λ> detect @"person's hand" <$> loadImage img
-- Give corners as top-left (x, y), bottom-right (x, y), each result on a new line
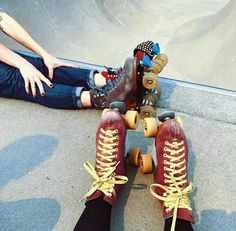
top-left (19, 62), bottom-right (53, 97)
top-left (42, 53), bottom-right (79, 80)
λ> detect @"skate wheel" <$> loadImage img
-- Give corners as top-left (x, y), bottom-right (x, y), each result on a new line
top-left (140, 105), bottom-right (156, 119)
top-left (156, 86), bottom-right (161, 100)
top-left (143, 93), bottom-right (158, 106)
top-left (152, 59), bottom-right (164, 73)
top-left (148, 66), bottom-right (159, 75)
top-left (158, 111), bottom-right (175, 122)
top-left (175, 116), bottom-right (184, 128)
top-left (139, 154), bottom-right (153, 174)
top-left (124, 110), bottom-right (138, 129)
top-left (157, 54), bottom-right (168, 66)
top-left (142, 72), bottom-right (157, 89)
top-left (128, 147), bottom-right (141, 166)
top-left (101, 108), bottom-right (110, 117)
top-left (143, 117), bottom-right (158, 137)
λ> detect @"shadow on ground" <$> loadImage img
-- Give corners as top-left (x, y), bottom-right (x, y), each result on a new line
top-left (194, 209), bottom-right (236, 231)
top-left (0, 198), bottom-right (61, 231)
top-left (0, 135), bottom-right (61, 231)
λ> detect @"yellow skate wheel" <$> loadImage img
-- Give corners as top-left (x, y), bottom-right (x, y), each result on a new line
top-left (143, 117), bottom-right (158, 137)
top-left (148, 65), bottom-right (159, 75)
top-left (142, 72), bottom-right (157, 89)
top-left (152, 59), bottom-right (164, 73)
top-left (139, 154), bottom-right (153, 174)
top-left (124, 110), bottom-right (138, 129)
top-left (128, 147), bottom-right (141, 166)
top-left (175, 116), bottom-right (184, 128)
top-left (140, 105), bottom-right (156, 119)
top-left (158, 53), bottom-right (168, 66)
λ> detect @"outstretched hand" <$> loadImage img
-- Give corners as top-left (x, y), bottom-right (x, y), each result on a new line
top-left (42, 53), bottom-right (79, 80)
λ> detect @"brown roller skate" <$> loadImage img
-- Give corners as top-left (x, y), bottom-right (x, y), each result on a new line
top-left (81, 106), bottom-right (138, 205)
top-left (90, 57), bottom-right (138, 112)
top-left (144, 112), bottom-right (194, 231)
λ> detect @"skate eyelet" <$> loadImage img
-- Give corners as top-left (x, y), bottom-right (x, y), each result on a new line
top-left (166, 208), bottom-right (170, 213)
top-left (164, 154), bottom-right (167, 157)
top-left (115, 129), bottom-right (118, 133)
top-left (115, 148), bottom-right (118, 151)
top-left (164, 147), bottom-right (167, 151)
top-left (164, 160), bottom-right (167, 164)
top-left (115, 142), bottom-right (119, 145)
top-left (116, 136), bottom-right (119, 139)
top-left (115, 154), bottom-right (118, 158)
top-left (165, 141), bottom-right (168, 145)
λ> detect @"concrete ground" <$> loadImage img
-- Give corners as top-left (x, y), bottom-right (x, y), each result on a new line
top-left (0, 75), bottom-right (235, 231)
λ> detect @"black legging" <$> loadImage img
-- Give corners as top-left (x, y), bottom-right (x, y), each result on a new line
top-left (74, 197), bottom-right (193, 231)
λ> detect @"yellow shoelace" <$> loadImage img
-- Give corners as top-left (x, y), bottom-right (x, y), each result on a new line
top-left (81, 128), bottom-right (128, 201)
top-left (150, 140), bottom-right (193, 231)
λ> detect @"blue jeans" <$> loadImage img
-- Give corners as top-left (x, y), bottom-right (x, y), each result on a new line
top-left (0, 52), bottom-right (96, 109)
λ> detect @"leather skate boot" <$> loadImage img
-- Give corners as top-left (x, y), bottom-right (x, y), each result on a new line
top-left (90, 57), bottom-right (136, 110)
top-left (150, 118), bottom-right (194, 231)
top-left (101, 66), bottom-right (123, 82)
top-left (81, 109), bottom-right (128, 205)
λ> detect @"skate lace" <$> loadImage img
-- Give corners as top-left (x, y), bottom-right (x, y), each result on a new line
top-left (81, 128), bottom-right (128, 200)
top-left (150, 140), bottom-right (193, 231)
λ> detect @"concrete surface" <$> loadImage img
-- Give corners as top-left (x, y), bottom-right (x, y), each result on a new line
top-left (0, 54), bottom-right (235, 231)
top-left (0, 1), bottom-right (236, 231)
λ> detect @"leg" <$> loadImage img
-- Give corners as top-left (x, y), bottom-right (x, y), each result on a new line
top-left (16, 52), bottom-right (107, 89)
top-left (74, 109), bottom-right (129, 230)
top-left (164, 218), bottom-right (193, 231)
top-left (0, 61), bottom-right (87, 109)
top-left (74, 197), bottom-right (111, 231)
top-left (148, 112), bottom-right (195, 231)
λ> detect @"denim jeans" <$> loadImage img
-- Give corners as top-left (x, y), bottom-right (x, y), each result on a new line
top-left (0, 52), bottom-right (96, 109)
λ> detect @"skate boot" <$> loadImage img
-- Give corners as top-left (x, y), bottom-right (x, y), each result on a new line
top-left (81, 109), bottom-right (128, 205)
top-left (150, 112), bottom-right (194, 231)
top-left (101, 66), bottom-right (123, 82)
top-left (90, 57), bottom-right (137, 111)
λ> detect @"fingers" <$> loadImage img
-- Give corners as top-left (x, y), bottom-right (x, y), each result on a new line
top-left (24, 78), bottom-right (30, 95)
top-left (25, 73), bottom-right (53, 97)
top-left (29, 76), bottom-right (37, 98)
top-left (34, 77), bottom-right (45, 97)
top-left (62, 62), bottom-right (79, 68)
top-left (39, 73), bottom-right (53, 88)
top-left (56, 60), bottom-right (79, 68)
top-left (48, 65), bottom-right (54, 80)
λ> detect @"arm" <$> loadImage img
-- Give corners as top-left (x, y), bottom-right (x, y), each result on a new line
top-left (0, 42), bottom-right (52, 97)
top-left (0, 10), bottom-right (48, 58)
top-left (0, 10), bottom-right (78, 79)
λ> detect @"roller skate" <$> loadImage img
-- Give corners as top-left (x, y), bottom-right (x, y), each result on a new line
top-left (81, 103), bottom-right (138, 205)
top-left (130, 41), bottom-right (168, 118)
top-left (141, 112), bottom-right (194, 230)
top-left (101, 66), bottom-right (123, 82)
top-left (90, 57), bottom-right (136, 112)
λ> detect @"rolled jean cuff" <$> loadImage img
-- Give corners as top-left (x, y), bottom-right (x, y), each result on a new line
top-left (73, 86), bottom-right (85, 108)
top-left (87, 69), bottom-right (99, 89)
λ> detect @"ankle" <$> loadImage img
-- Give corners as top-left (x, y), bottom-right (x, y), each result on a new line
top-left (94, 73), bottom-right (106, 87)
top-left (81, 91), bottom-right (91, 107)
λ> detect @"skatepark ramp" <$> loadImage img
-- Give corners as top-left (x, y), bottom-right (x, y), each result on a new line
top-left (0, 1), bottom-right (236, 231)
top-left (0, 0), bottom-right (234, 90)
